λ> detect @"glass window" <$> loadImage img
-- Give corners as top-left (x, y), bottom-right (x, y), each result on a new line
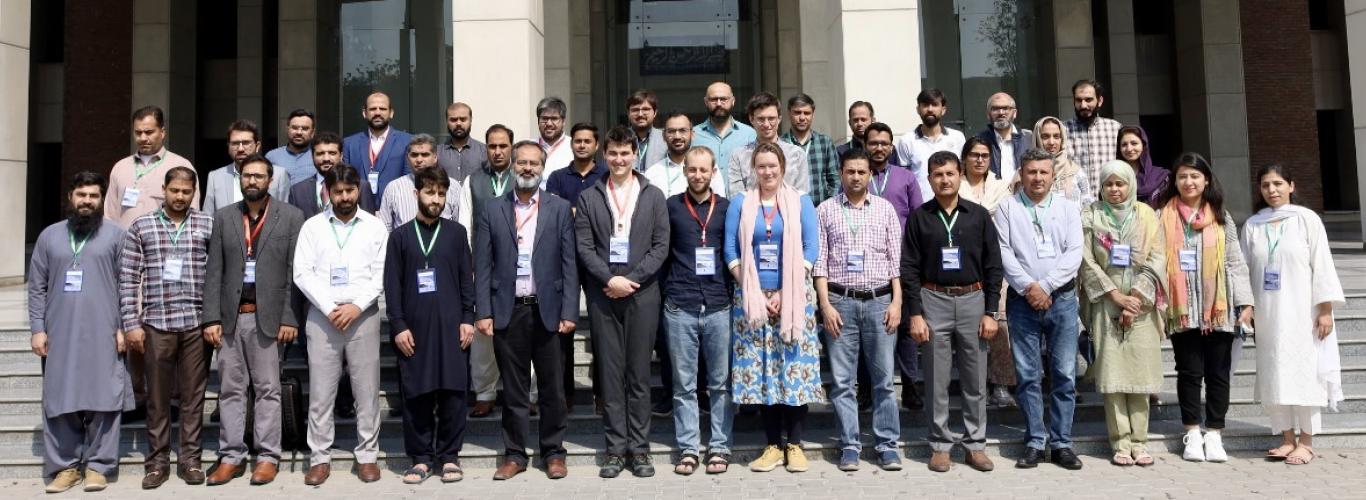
top-left (336, 0), bottom-right (452, 138)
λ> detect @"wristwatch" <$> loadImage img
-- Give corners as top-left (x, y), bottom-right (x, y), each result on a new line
top-left (991, 312), bottom-right (1007, 322)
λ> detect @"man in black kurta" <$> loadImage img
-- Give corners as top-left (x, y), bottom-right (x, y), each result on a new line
top-left (383, 168), bottom-right (476, 483)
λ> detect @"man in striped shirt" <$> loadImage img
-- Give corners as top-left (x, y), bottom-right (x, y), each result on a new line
top-left (117, 166), bottom-right (215, 488)
top-left (812, 149), bottom-right (904, 472)
top-left (378, 134), bottom-right (466, 231)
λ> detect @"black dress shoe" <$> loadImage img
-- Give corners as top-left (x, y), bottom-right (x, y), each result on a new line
top-left (599, 455), bottom-right (625, 478)
top-left (1050, 448), bottom-right (1083, 470)
top-left (901, 384), bottom-right (924, 411)
top-left (1015, 448), bottom-right (1043, 469)
top-left (629, 454), bottom-right (655, 477)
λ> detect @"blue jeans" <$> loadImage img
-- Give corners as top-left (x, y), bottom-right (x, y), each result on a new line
top-left (663, 303), bottom-right (734, 456)
top-left (825, 293), bottom-right (899, 452)
top-left (1007, 288), bottom-right (1080, 451)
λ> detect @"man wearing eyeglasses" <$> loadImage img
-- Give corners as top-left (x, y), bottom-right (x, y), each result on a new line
top-left (723, 92), bottom-right (810, 196)
top-left (204, 120), bottom-right (292, 214)
top-left (972, 92), bottom-right (1033, 184)
top-left (536, 97), bottom-right (574, 181)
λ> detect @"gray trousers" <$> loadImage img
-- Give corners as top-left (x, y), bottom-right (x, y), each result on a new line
top-left (217, 313), bottom-right (282, 465)
top-left (922, 288), bottom-right (989, 452)
top-left (43, 410), bottom-right (121, 478)
top-left (305, 306), bottom-right (381, 465)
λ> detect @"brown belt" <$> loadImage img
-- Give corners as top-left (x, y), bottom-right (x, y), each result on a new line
top-left (238, 303), bottom-right (257, 314)
top-left (922, 281), bottom-right (983, 296)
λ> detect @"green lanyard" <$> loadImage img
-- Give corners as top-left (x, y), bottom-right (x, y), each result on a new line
top-left (68, 229), bottom-right (91, 262)
top-left (1181, 204), bottom-right (1201, 242)
top-left (330, 216), bottom-right (358, 250)
top-left (937, 208), bottom-right (959, 247)
top-left (666, 161), bottom-right (683, 191)
top-left (1102, 202), bottom-right (1132, 238)
top-left (156, 210), bottom-right (189, 247)
top-left (490, 171), bottom-right (510, 196)
top-left (839, 195), bottom-right (863, 239)
top-left (414, 220), bottom-right (441, 267)
top-left (1264, 221), bottom-right (1286, 263)
top-left (134, 155), bottom-right (165, 180)
top-left (638, 141), bottom-right (651, 170)
top-left (871, 169), bottom-right (891, 196)
top-left (1018, 191), bottom-right (1052, 235)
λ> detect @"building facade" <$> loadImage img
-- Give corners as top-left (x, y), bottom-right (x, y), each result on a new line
top-left (2, 0), bottom-right (1363, 282)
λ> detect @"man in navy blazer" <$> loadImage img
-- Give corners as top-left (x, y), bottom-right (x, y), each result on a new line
top-left (290, 132), bottom-right (376, 219)
top-left (342, 92), bottom-right (412, 207)
top-left (474, 140), bottom-right (578, 481)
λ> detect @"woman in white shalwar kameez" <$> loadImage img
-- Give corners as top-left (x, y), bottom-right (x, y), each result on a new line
top-left (1241, 164), bottom-right (1344, 465)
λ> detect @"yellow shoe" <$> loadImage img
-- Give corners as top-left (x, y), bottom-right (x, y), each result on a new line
top-left (44, 468), bottom-right (81, 493)
top-left (83, 469), bottom-right (108, 492)
top-left (749, 445), bottom-right (785, 472)
top-left (785, 444), bottom-right (809, 472)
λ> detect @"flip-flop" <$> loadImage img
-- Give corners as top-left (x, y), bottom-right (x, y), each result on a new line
top-left (440, 463), bottom-right (463, 483)
top-left (1285, 446), bottom-right (1316, 465)
top-left (1265, 444), bottom-right (1295, 460)
top-left (1133, 449), bottom-right (1154, 467)
top-left (1111, 452), bottom-right (1134, 466)
top-left (402, 465), bottom-right (431, 485)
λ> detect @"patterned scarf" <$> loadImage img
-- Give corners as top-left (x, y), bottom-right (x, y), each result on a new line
top-left (1160, 198), bottom-right (1227, 328)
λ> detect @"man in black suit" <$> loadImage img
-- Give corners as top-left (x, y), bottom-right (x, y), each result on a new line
top-left (288, 132), bottom-right (375, 219)
top-left (201, 154), bottom-right (306, 486)
top-left (475, 140), bottom-right (578, 481)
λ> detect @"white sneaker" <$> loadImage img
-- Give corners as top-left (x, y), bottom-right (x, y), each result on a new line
top-left (1203, 432), bottom-right (1228, 462)
top-left (1182, 429), bottom-right (1206, 462)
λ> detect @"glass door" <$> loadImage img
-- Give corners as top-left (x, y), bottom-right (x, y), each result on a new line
top-left (336, 0), bottom-right (452, 138)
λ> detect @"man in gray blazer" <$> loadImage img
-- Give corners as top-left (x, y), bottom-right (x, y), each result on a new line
top-left (203, 119), bottom-right (291, 214)
top-left (475, 140), bottom-right (579, 481)
top-left (202, 153), bottom-right (305, 486)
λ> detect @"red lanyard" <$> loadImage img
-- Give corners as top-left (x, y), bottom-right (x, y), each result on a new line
top-left (685, 193), bottom-right (716, 246)
top-left (515, 196), bottom-right (540, 243)
top-left (761, 200), bottom-right (781, 241)
top-left (242, 202), bottom-right (270, 258)
top-left (607, 177), bottom-right (634, 232)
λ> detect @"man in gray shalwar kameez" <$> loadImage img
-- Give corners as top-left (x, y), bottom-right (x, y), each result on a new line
top-left (28, 171), bottom-right (135, 493)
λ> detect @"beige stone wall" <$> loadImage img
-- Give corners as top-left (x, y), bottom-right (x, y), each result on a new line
top-left (0, 0), bottom-right (28, 281)
top-left (453, 0), bottom-right (545, 141)
top-left (1347, 0), bottom-right (1366, 240)
top-left (801, 0), bottom-right (921, 143)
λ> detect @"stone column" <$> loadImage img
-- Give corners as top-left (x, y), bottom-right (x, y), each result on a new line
top-left (1175, 0), bottom-right (1252, 217)
top-left (1106, 0), bottom-right (1140, 125)
top-left (0, 0), bottom-right (29, 281)
top-left (543, 0), bottom-right (573, 120)
top-left (278, 0), bottom-right (319, 136)
top-left (1348, 0), bottom-right (1366, 242)
top-left (238, 0), bottom-right (265, 126)
top-left (132, 0), bottom-right (196, 159)
top-left (453, 0), bottom-right (544, 140)
top-left (800, 0), bottom-right (920, 143)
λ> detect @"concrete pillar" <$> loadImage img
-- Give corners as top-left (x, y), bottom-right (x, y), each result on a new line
top-left (1106, 0), bottom-right (1140, 125)
top-left (453, 0), bottom-right (544, 141)
top-left (0, 0), bottom-right (29, 281)
top-left (543, 0), bottom-right (573, 120)
top-left (1175, 0), bottom-right (1252, 218)
top-left (1347, 0), bottom-right (1366, 242)
top-left (132, 0), bottom-right (196, 159)
top-left (1050, 0), bottom-right (1095, 118)
top-left (278, 0), bottom-right (318, 136)
top-left (775, 0), bottom-right (802, 103)
top-left (238, 0), bottom-right (265, 126)
top-left (800, 0), bottom-right (920, 143)
top-left (567, 0), bottom-right (592, 125)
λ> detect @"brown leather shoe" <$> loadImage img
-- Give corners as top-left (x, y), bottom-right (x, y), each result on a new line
top-left (249, 461), bottom-right (278, 485)
top-left (356, 463), bottom-right (381, 483)
top-left (178, 465), bottom-right (206, 485)
top-left (206, 462), bottom-right (244, 486)
top-left (469, 400), bottom-right (495, 418)
top-left (545, 457), bottom-right (568, 479)
top-left (966, 450), bottom-right (995, 471)
top-left (304, 463), bottom-right (331, 486)
top-left (928, 451), bottom-right (952, 473)
top-left (492, 459), bottom-right (527, 480)
top-left (142, 468), bottom-right (170, 489)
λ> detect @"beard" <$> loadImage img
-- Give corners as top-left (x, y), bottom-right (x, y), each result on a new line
top-left (68, 206), bottom-right (103, 237)
top-left (333, 200), bottom-right (358, 218)
top-left (709, 106), bottom-right (731, 121)
top-left (449, 126), bottom-right (468, 140)
top-left (419, 201), bottom-right (443, 220)
top-left (369, 116), bottom-right (390, 131)
top-left (1075, 107), bottom-right (1095, 124)
top-left (992, 117), bottom-right (1012, 130)
top-left (242, 186), bottom-right (267, 202)
top-left (921, 113), bottom-right (940, 127)
top-left (515, 174), bottom-right (542, 192)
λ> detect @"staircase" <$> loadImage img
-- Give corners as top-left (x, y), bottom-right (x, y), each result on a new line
top-left (0, 273), bottom-right (1364, 477)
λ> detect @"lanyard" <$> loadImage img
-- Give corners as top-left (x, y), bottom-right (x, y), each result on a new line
top-left (329, 216), bottom-right (358, 250)
top-left (1181, 202), bottom-right (1202, 242)
top-left (242, 203), bottom-right (270, 258)
top-left (1018, 191), bottom-right (1052, 234)
top-left (1102, 202), bottom-right (1132, 237)
top-left (1264, 221), bottom-right (1286, 263)
top-left (68, 229), bottom-right (91, 262)
top-left (638, 140), bottom-right (651, 170)
top-left (157, 210), bottom-right (189, 247)
top-left (666, 162), bottom-right (684, 191)
top-left (871, 169), bottom-right (891, 196)
top-left (369, 134), bottom-right (386, 170)
top-left (414, 220), bottom-right (441, 267)
top-left (937, 207), bottom-right (959, 246)
top-left (685, 192), bottom-right (716, 246)
top-left (607, 177), bottom-right (635, 234)
top-left (515, 196), bottom-right (540, 243)
top-left (839, 195), bottom-right (863, 239)
top-left (490, 171), bottom-right (510, 197)
top-left (761, 201), bottom-right (781, 241)
top-left (134, 155), bottom-right (165, 181)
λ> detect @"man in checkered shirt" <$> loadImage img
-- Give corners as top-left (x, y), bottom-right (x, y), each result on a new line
top-left (1062, 79), bottom-right (1122, 203)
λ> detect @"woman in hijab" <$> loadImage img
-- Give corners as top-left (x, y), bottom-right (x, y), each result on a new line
top-left (1031, 116), bottom-right (1089, 203)
top-left (1116, 125), bottom-right (1168, 207)
top-left (1079, 160), bottom-right (1167, 467)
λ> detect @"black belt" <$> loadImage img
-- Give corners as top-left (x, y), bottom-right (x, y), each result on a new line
top-left (515, 295), bottom-right (539, 305)
top-left (1053, 280), bottom-right (1076, 294)
top-left (828, 283), bottom-right (893, 300)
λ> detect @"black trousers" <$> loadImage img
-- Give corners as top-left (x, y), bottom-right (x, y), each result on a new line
top-left (587, 285), bottom-right (660, 456)
top-left (402, 389), bottom-right (468, 466)
top-left (1170, 329), bottom-right (1234, 429)
top-left (494, 303), bottom-right (568, 464)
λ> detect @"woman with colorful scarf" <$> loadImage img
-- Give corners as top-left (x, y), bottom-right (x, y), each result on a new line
top-left (1079, 160), bottom-right (1167, 467)
top-left (1031, 116), bottom-right (1089, 203)
top-left (1115, 125), bottom-right (1168, 207)
top-left (1242, 164), bottom-right (1345, 466)
top-left (1154, 153), bottom-right (1254, 463)
top-left (723, 142), bottom-right (824, 473)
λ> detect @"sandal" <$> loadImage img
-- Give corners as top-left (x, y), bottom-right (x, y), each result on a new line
top-left (402, 465), bottom-right (431, 485)
top-left (1111, 452), bottom-right (1134, 466)
top-left (1266, 443), bottom-right (1295, 460)
top-left (1285, 445), bottom-right (1316, 465)
top-left (1133, 448), bottom-right (1154, 467)
top-left (674, 454), bottom-right (699, 476)
top-left (440, 463), bottom-right (463, 483)
top-left (704, 452), bottom-right (730, 474)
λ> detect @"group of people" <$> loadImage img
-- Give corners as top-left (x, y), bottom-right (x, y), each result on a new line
top-left (28, 77), bottom-right (1345, 493)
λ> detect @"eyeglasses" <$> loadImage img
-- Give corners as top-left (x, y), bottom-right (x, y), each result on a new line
top-left (966, 152), bottom-right (991, 160)
top-left (538, 116), bottom-right (564, 124)
top-left (990, 106), bottom-right (1015, 113)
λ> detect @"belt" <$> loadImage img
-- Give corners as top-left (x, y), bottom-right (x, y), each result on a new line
top-left (922, 281), bottom-right (983, 296)
top-left (515, 295), bottom-right (539, 305)
top-left (237, 303), bottom-right (257, 314)
top-left (828, 283), bottom-right (893, 300)
top-left (1053, 280), bottom-right (1076, 294)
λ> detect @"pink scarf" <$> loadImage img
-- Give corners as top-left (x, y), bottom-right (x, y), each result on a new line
top-left (738, 184), bottom-right (806, 342)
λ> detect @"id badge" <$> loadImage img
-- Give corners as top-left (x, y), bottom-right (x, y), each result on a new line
top-left (1263, 268), bottom-right (1281, 291)
top-left (1109, 244), bottom-right (1132, 268)
top-left (941, 246), bottom-right (961, 271)
top-left (695, 247), bottom-right (716, 276)
top-left (330, 264), bottom-right (349, 287)
top-left (758, 243), bottom-right (780, 271)
top-left (244, 259), bottom-right (257, 284)
top-left (609, 237), bottom-right (630, 264)
top-left (1179, 249), bottom-right (1198, 272)
top-left (417, 268), bottom-right (437, 294)
top-left (163, 256), bottom-right (185, 282)
top-left (1036, 234), bottom-right (1056, 258)
top-left (847, 250), bottom-right (865, 273)
top-left (121, 187), bottom-right (140, 208)
top-left (517, 251), bottom-right (532, 276)
top-left (63, 269), bottom-right (83, 293)
top-left (367, 172), bottom-right (380, 194)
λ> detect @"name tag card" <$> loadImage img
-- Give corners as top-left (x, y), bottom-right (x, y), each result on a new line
top-left (847, 250), bottom-right (865, 273)
top-left (758, 243), bottom-right (780, 271)
top-left (244, 259), bottom-right (257, 284)
top-left (1263, 268), bottom-right (1281, 291)
top-left (695, 247), bottom-right (716, 276)
top-left (1179, 249), bottom-right (1198, 272)
top-left (330, 265), bottom-right (349, 287)
top-left (417, 268), bottom-right (437, 294)
top-left (121, 187), bottom-right (140, 208)
top-left (609, 237), bottom-right (630, 264)
top-left (367, 172), bottom-right (380, 194)
top-left (63, 269), bottom-right (83, 293)
top-left (1109, 244), bottom-right (1132, 268)
top-left (517, 251), bottom-right (532, 277)
top-left (163, 256), bottom-right (185, 282)
top-left (941, 246), bottom-right (961, 271)
top-left (1036, 234), bottom-right (1056, 258)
